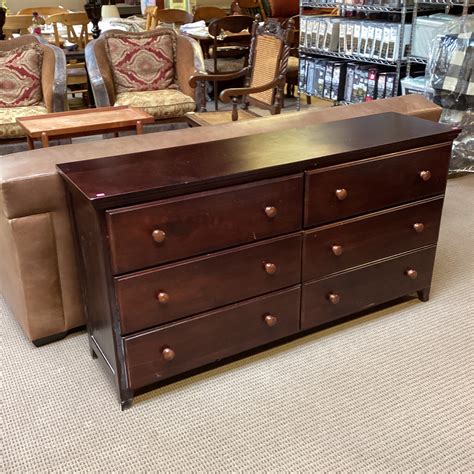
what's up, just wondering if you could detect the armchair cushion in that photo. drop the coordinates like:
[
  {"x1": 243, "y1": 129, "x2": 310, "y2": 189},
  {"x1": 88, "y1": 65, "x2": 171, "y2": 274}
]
[
  {"x1": 114, "y1": 90, "x2": 195, "y2": 120},
  {"x1": 0, "y1": 44, "x2": 44, "y2": 108},
  {"x1": 105, "y1": 30, "x2": 177, "y2": 94},
  {"x1": 0, "y1": 105, "x2": 48, "y2": 139}
]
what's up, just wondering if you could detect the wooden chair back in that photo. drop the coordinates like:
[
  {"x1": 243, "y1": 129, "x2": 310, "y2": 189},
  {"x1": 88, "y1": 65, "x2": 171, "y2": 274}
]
[
  {"x1": 46, "y1": 12, "x2": 89, "y2": 49},
  {"x1": 155, "y1": 9, "x2": 193, "y2": 27},
  {"x1": 3, "y1": 15, "x2": 34, "y2": 38},
  {"x1": 17, "y1": 6, "x2": 66, "y2": 16},
  {"x1": 238, "y1": 0, "x2": 267, "y2": 20},
  {"x1": 145, "y1": 6, "x2": 158, "y2": 30},
  {"x1": 245, "y1": 16, "x2": 295, "y2": 112},
  {"x1": 193, "y1": 7, "x2": 226, "y2": 23}
]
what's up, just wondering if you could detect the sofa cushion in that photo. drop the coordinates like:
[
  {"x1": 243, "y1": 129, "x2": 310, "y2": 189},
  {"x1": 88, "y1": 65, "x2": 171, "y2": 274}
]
[
  {"x1": 0, "y1": 44, "x2": 43, "y2": 108},
  {"x1": 114, "y1": 90, "x2": 195, "y2": 120},
  {"x1": 106, "y1": 30, "x2": 177, "y2": 94},
  {"x1": 0, "y1": 105, "x2": 48, "y2": 139}
]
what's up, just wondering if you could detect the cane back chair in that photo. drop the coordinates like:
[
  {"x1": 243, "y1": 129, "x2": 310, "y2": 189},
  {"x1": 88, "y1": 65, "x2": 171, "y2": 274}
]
[{"x1": 187, "y1": 16, "x2": 295, "y2": 125}]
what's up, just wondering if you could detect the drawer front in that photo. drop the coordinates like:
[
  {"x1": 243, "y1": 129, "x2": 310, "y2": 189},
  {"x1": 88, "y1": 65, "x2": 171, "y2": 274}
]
[
  {"x1": 303, "y1": 197, "x2": 444, "y2": 281},
  {"x1": 107, "y1": 175, "x2": 303, "y2": 274},
  {"x1": 301, "y1": 246, "x2": 437, "y2": 330},
  {"x1": 116, "y1": 234, "x2": 302, "y2": 335},
  {"x1": 124, "y1": 287, "x2": 301, "y2": 390},
  {"x1": 305, "y1": 144, "x2": 451, "y2": 227}
]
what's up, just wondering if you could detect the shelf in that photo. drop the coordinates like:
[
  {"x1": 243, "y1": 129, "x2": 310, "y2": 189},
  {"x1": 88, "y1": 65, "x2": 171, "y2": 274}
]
[
  {"x1": 301, "y1": 1, "x2": 420, "y2": 11},
  {"x1": 409, "y1": 55, "x2": 428, "y2": 64},
  {"x1": 300, "y1": 47, "x2": 406, "y2": 66}
]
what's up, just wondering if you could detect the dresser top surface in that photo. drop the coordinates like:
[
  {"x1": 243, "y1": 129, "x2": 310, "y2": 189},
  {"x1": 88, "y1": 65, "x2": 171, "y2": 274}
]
[{"x1": 57, "y1": 113, "x2": 457, "y2": 208}]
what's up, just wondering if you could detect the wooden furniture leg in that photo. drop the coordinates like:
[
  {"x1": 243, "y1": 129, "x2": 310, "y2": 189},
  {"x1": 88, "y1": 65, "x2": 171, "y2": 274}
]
[
  {"x1": 40, "y1": 132, "x2": 49, "y2": 148},
  {"x1": 136, "y1": 120, "x2": 143, "y2": 135},
  {"x1": 26, "y1": 135, "x2": 35, "y2": 150}
]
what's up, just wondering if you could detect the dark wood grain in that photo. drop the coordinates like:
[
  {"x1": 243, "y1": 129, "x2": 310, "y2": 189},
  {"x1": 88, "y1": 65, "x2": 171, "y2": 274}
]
[
  {"x1": 107, "y1": 175, "x2": 303, "y2": 274},
  {"x1": 303, "y1": 197, "x2": 444, "y2": 281},
  {"x1": 301, "y1": 246, "x2": 437, "y2": 330},
  {"x1": 115, "y1": 233, "x2": 302, "y2": 334},
  {"x1": 304, "y1": 143, "x2": 451, "y2": 227},
  {"x1": 124, "y1": 286, "x2": 301, "y2": 390},
  {"x1": 56, "y1": 114, "x2": 458, "y2": 210}
]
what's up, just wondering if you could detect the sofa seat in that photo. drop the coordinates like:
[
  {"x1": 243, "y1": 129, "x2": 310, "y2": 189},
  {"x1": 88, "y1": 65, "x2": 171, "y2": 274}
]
[
  {"x1": 114, "y1": 90, "x2": 196, "y2": 120},
  {"x1": 0, "y1": 105, "x2": 49, "y2": 139}
]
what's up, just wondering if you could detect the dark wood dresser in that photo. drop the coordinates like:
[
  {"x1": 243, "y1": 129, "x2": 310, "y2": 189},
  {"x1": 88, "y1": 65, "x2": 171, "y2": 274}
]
[{"x1": 58, "y1": 113, "x2": 459, "y2": 409}]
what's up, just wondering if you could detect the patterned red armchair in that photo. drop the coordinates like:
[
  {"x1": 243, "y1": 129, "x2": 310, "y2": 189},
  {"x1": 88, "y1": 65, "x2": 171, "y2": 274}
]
[
  {"x1": 85, "y1": 28, "x2": 205, "y2": 123},
  {"x1": 0, "y1": 35, "x2": 66, "y2": 142}
]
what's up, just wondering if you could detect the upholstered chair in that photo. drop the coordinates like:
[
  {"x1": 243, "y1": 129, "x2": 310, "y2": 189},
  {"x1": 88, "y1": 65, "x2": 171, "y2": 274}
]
[
  {"x1": 0, "y1": 35, "x2": 66, "y2": 142},
  {"x1": 85, "y1": 29, "x2": 205, "y2": 123}
]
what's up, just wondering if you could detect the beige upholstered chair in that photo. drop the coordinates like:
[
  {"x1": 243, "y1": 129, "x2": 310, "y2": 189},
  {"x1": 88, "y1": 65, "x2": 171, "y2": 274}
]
[
  {"x1": 188, "y1": 17, "x2": 295, "y2": 125},
  {"x1": 85, "y1": 29, "x2": 205, "y2": 123},
  {"x1": 0, "y1": 35, "x2": 67, "y2": 142}
]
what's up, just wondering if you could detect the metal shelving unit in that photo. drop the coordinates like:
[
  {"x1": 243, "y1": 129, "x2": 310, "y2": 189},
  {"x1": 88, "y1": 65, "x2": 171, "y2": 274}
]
[
  {"x1": 298, "y1": 0, "x2": 414, "y2": 108},
  {"x1": 405, "y1": 0, "x2": 472, "y2": 77}
]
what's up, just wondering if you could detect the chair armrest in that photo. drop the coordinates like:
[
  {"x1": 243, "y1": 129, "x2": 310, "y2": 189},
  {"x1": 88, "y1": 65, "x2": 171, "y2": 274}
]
[
  {"x1": 50, "y1": 45, "x2": 68, "y2": 112},
  {"x1": 219, "y1": 77, "x2": 283, "y2": 103},
  {"x1": 189, "y1": 68, "x2": 249, "y2": 88},
  {"x1": 85, "y1": 41, "x2": 111, "y2": 107}
]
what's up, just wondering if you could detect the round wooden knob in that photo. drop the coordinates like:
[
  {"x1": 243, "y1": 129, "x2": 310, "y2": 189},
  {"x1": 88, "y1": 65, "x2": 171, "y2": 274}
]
[
  {"x1": 156, "y1": 292, "x2": 170, "y2": 305},
  {"x1": 264, "y1": 314, "x2": 277, "y2": 327},
  {"x1": 335, "y1": 188, "x2": 348, "y2": 201},
  {"x1": 328, "y1": 293, "x2": 340, "y2": 305},
  {"x1": 264, "y1": 262, "x2": 277, "y2": 275},
  {"x1": 413, "y1": 223, "x2": 425, "y2": 233},
  {"x1": 419, "y1": 170, "x2": 432, "y2": 182},
  {"x1": 162, "y1": 347, "x2": 175, "y2": 361},
  {"x1": 152, "y1": 229, "x2": 166, "y2": 243},
  {"x1": 264, "y1": 206, "x2": 277, "y2": 219},
  {"x1": 406, "y1": 269, "x2": 418, "y2": 279},
  {"x1": 331, "y1": 245, "x2": 344, "y2": 256}
]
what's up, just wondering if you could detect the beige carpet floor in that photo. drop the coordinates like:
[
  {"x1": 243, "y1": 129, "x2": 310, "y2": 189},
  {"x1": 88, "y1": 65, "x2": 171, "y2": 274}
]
[{"x1": 1, "y1": 175, "x2": 473, "y2": 472}]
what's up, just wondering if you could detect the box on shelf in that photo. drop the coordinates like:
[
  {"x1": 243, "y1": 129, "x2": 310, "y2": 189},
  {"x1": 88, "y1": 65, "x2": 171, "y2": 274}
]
[{"x1": 401, "y1": 76, "x2": 434, "y2": 100}]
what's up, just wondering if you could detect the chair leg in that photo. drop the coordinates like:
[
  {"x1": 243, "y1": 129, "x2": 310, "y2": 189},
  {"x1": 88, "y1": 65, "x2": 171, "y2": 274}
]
[{"x1": 214, "y1": 80, "x2": 218, "y2": 111}]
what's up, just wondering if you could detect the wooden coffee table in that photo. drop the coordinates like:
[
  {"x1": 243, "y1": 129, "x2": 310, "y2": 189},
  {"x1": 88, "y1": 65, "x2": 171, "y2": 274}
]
[{"x1": 16, "y1": 106, "x2": 155, "y2": 149}]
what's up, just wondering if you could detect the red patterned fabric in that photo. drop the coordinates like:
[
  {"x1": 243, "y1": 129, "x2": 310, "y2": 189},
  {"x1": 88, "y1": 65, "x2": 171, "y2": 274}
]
[
  {"x1": 0, "y1": 44, "x2": 43, "y2": 108},
  {"x1": 106, "y1": 31, "x2": 177, "y2": 94}
]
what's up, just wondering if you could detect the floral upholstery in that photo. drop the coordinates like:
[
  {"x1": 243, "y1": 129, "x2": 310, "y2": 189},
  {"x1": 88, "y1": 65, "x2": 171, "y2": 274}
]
[
  {"x1": 0, "y1": 105, "x2": 48, "y2": 139},
  {"x1": 0, "y1": 44, "x2": 44, "y2": 108},
  {"x1": 114, "y1": 90, "x2": 195, "y2": 119},
  {"x1": 105, "y1": 30, "x2": 177, "y2": 94},
  {"x1": 204, "y1": 57, "x2": 245, "y2": 74}
]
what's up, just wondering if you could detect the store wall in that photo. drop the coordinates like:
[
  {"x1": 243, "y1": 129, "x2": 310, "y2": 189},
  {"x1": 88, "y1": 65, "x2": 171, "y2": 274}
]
[
  {"x1": 6, "y1": 0, "x2": 84, "y2": 14},
  {"x1": 6, "y1": 0, "x2": 230, "y2": 14}
]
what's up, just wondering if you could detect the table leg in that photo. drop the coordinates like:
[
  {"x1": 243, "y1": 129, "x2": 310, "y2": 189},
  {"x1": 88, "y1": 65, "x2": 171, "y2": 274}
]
[
  {"x1": 26, "y1": 136, "x2": 35, "y2": 150},
  {"x1": 136, "y1": 120, "x2": 143, "y2": 135},
  {"x1": 40, "y1": 132, "x2": 50, "y2": 148}
]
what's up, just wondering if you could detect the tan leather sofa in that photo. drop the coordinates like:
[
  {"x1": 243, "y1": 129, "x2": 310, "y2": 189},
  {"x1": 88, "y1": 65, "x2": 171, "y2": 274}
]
[{"x1": 0, "y1": 95, "x2": 442, "y2": 345}]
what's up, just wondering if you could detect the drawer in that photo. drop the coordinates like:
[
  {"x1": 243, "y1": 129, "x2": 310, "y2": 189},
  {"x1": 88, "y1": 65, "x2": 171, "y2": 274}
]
[
  {"x1": 124, "y1": 286, "x2": 301, "y2": 390},
  {"x1": 116, "y1": 234, "x2": 302, "y2": 335},
  {"x1": 107, "y1": 175, "x2": 303, "y2": 274},
  {"x1": 304, "y1": 144, "x2": 451, "y2": 227},
  {"x1": 303, "y1": 197, "x2": 444, "y2": 281},
  {"x1": 301, "y1": 246, "x2": 437, "y2": 330}
]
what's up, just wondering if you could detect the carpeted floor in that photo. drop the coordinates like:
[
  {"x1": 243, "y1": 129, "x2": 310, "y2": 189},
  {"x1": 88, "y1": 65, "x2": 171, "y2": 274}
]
[{"x1": 1, "y1": 175, "x2": 473, "y2": 472}]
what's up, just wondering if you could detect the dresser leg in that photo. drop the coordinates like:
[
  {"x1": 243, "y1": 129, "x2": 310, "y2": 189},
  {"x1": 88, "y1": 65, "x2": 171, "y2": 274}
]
[
  {"x1": 417, "y1": 287, "x2": 431, "y2": 302},
  {"x1": 121, "y1": 398, "x2": 133, "y2": 411}
]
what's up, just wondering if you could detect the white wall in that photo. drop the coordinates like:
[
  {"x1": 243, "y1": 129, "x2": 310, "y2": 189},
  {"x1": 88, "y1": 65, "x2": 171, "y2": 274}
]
[
  {"x1": 7, "y1": 0, "x2": 85, "y2": 14},
  {"x1": 7, "y1": 0, "x2": 230, "y2": 14}
]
